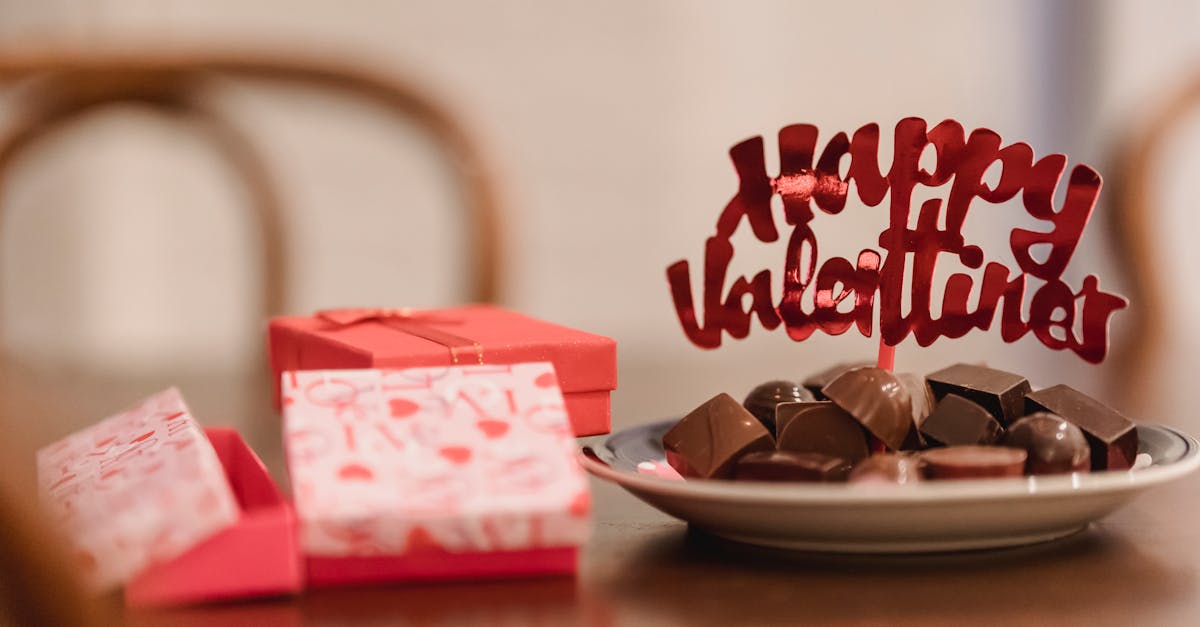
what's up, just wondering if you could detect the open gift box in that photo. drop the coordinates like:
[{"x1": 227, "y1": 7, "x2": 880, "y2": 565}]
[
  {"x1": 38, "y1": 361, "x2": 592, "y2": 603},
  {"x1": 281, "y1": 363, "x2": 592, "y2": 587},
  {"x1": 35, "y1": 389, "x2": 303, "y2": 607},
  {"x1": 268, "y1": 306, "x2": 617, "y2": 436}
]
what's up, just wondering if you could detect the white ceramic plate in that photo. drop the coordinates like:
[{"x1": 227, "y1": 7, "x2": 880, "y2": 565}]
[{"x1": 580, "y1": 420, "x2": 1200, "y2": 553}]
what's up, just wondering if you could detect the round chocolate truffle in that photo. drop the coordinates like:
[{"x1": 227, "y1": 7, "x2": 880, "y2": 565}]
[
  {"x1": 802, "y1": 362, "x2": 872, "y2": 400},
  {"x1": 743, "y1": 380, "x2": 814, "y2": 435},
  {"x1": 848, "y1": 454, "x2": 923, "y2": 485},
  {"x1": 1002, "y1": 412, "x2": 1091, "y2": 475},
  {"x1": 822, "y1": 367, "x2": 914, "y2": 451},
  {"x1": 734, "y1": 450, "x2": 851, "y2": 482},
  {"x1": 920, "y1": 445, "x2": 1027, "y2": 480}
]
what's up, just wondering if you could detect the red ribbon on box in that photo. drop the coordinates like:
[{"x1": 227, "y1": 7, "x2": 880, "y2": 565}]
[{"x1": 316, "y1": 308, "x2": 485, "y2": 365}]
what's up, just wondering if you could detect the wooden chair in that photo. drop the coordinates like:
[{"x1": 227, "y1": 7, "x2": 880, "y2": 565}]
[
  {"x1": 0, "y1": 50, "x2": 504, "y2": 316},
  {"x1": 1109, "y1": 78, "x2": 1200, "y2": 415}
]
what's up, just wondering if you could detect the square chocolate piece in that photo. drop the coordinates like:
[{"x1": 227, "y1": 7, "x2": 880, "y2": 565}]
[
  {"x1": 926, "y1": 364, "x2": 1031, "y2": 426},
  {"x1": 1025, "y1": 384, "x2": 1137, "y2": 471},
  {"x1": 663, "y1": 393, "x2": 774, "y2": 479}
]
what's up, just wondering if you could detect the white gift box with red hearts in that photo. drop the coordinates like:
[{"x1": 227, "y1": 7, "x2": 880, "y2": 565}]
[
  {"x1": 281, "y1": 362, "x2": 591, "y2": 585},
  {"x1": 37, "y1": 388, "x2": 241, "y2": 592},
  {"x1": 36, "y1": 388, "x2": 305, "y2": 609}
]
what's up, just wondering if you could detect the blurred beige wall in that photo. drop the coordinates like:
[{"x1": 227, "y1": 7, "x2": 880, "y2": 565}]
[{"x1": 1, "y1": 1, "x2": 1198, "y2": 432}]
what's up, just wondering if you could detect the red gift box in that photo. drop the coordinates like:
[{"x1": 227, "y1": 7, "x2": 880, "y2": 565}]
[{"x1": 268, "y1": 306, "x2": 617, "y2": 436}]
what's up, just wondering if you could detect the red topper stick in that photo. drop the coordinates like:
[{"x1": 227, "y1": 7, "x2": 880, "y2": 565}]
[
  {"x1": 877, "y1": 340, "x2": 895, "y2": 372},
  {"x1": 666, "y1": 118, "x2": 1127, "y2": 364}
]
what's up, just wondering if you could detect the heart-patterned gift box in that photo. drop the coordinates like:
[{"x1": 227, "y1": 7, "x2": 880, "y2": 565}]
[
  {"x1": 281, "y1": 362, "x2": 591, "y2": 586},
  {"x1": 37, "y1": 388, "x2": 302, "y2": 606}
]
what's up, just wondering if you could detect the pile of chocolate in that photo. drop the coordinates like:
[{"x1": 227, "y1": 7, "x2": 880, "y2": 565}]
[{"x1": 662, "y1": 363, "x2": 1139, "y2": 484}]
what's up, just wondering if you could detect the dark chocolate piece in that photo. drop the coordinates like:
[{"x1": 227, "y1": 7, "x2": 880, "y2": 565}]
[
  {"x1": 822, "y1": 367, "x2": 913, "y2": 451},
  {"x1": 775, "y1": 401, "x2": 869, "y2": 463},
  {"x1": 926, "y1": 363, "x2": 1031, "y2": 426},
  {"x1": 1002, "y1": 412, "x2": 1090, "y2": 475},
  {"x1": 663, "y1": 393, "x2": 774, "y2": 479},
  {"x1": 848, "y1": 454, "x2": 923, "y2": 484},
  {"x1": 1025, "y1": 385, "x2": 1137, "y2": 471},
  {"x1": 919, "y1": 394, "x2": 1005, "y2": 447},
  {"x1": 802, "y1": 362, "x2": 872, "y2": 400},
  {"x1": 733, "y1": 450, "x2": 851, "y2": 482},
  {"x1": 921, "y1": 446, "x2": 1027, "y2": 480},
  {"x1": 742, "y1": 380, "x2": 814, "y2": 435}
]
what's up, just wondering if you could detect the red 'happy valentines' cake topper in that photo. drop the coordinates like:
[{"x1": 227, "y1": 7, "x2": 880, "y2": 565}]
[{"x1": 667, "y1": 118, "x2": 1127, "y2": 365}]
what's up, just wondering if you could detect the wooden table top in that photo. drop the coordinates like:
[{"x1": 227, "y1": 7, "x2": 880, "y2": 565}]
[
  {"x1": 11, "y1": 367, "x2": 1199, "y2": 626},
  {"x1": 119, "y1": 463, "x2": 1200, "y2": 627}
]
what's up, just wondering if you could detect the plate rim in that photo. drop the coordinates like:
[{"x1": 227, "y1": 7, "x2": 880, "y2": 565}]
[{"x1": 579, "y1": 422, "x2": 1200, "y2": 505}]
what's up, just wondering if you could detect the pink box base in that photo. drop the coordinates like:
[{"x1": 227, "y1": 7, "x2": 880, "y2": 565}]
[
  {"x1": 305, "y1": 547, "x2": 578, "y2": 588},
  {"x1": 124, "y1": 428, "x2": 303, "y2": 607}
]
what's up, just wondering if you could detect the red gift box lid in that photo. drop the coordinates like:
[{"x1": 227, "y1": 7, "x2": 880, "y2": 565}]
[{"x1": 268, "y1": 305, "x2": 617, "y2": 395}]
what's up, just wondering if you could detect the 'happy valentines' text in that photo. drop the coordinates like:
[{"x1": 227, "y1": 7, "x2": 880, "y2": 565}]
[{"x1": 666, "y1": 118, "x2": 1127, "y2": 363}]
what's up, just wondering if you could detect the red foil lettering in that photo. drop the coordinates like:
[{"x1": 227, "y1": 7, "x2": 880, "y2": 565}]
[{"x1": 667, "y1": 118, "x2": 1126, "y2": 363}]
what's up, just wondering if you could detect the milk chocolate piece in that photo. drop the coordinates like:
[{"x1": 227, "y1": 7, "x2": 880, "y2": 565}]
[
  {"x1": 921, "y1": 446, "x2": 1027, "y2": 480},
  {"x1": 742, "y1": 380, "x2": 814, "y2": 435},
  {"x1": 1025, "y1": 385, "x2": 1137, "y2": 471},
  {"x1": 1002, "y1": 412, "x2": 1091, "y2": 475},
  {"x1": 822, "y1": 367, "x2": 913, "y2": 451},
  {"x1": 920, "y1": 394, "x2": 1005, "y2": 447},
  {"x1": 775, "y1": 401, "x2": 869, "y2": 463},
  {"x1": 734, "y1": 450, "x2": 851, "y2": 482},
  {"x1": 926, "y1": 363, "x2": 1031, "y2": 426},
  {"x1": 663, "y1": 393, "x2": 774, "y2": 479},
  {"x1": 848, "y1": 454, "x2": 923, "y2": 484},
  {"x1": 802, "y1": 362, "x2": 872, "y2": 400},
  {"x1": 897, "y1": 372, "x2": 936, "y2": 428},
  {"x1": 896, "y1": 372, "x2": 934, "y2": 448}
]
